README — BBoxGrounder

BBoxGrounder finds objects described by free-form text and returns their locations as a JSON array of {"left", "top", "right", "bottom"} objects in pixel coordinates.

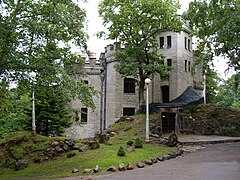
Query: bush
[
  {"left": 220, "top": 126, "right": 239, "bottom": 137},
  {"left": 117, "top": 146, "right": 126, "bottom": 156},
  {"left": 134, "top": 138, "right": 143, "bottom": 148},
  {"left": 126, "top": 140, "right": 134, "bottom": 146}
]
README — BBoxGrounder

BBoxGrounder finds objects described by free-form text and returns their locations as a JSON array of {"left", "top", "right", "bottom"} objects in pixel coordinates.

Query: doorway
[{"left": 162, "top": 112, "right": 176, "bottom": 133}]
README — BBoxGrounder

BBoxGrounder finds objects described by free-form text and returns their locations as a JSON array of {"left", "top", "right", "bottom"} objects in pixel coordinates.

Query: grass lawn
[{"left": 0, "top": 115, "right": 174, "bottom": 179}]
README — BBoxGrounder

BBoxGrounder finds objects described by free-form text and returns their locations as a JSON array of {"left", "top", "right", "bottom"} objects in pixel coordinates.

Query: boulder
[
  {"left": 107, "top": 165, "right": 116, "bottom": 172},
  {"left": 125, "top": 146, "right": 135, "bottom": 152},
  {"left": 157, "top": 156, "right": 165, "bottom": 161},
  {"left": 72, "top": 168, "right": 79, "bottom": 173},
  {"left": 118, "top": 163, "right": 126, "bottom": 171},
  {"left": 166, "top": 132, "right": 179, "bottom": 147},
  {"left": 72, "top": 146, "right": 80, "bottom": 150},
  {"left": 136, "top": 162, "right": 144, "bottom": 168},
  {"left": 15, "top": 160, "right": 28, "bottom": 171},
  {"left": 93, "top": 165, "right": 101, "bottom": 173},
  {"left": 88, "top": 141, "right": 100, "bottom": 149},
  {"left": 83, "top": 168, "right": 92, "bottom": 174},
  {"left": 64, "top": 139, "right": 75, "bottom": 147},
  {"left": 126, "top": 162, "right": 134, "bottom": 170},
  {"left": 151, "top": 158, "right": 158, "bottom": 163},
  {"left": 51, "top": 141, "right": 59, "bottom": 147},
  {"left": 79, "top": 146, "right": 86, "bottom": 152},
  {"left": 144, "top": 160, "right": 153, "bottom": 165}
]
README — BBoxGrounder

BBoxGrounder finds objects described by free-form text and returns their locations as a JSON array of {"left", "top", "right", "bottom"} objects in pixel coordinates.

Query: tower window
[
  {"left": 167, "top": 59, "right": 172, "bottom": 66},
  {"left": 124, "top": 78, "right": 135, "bottom": 94},
  {"left": 167, "top": 36, "right": 171, "bottom": 48},
  {"left": 185, "top": 60, "right": 188, "bottom": 72},
  {"left": 188, "top": 39, "right": 191, "bottom": 50},
  {"left": 188, "top": 61, "right": 191, "bottom": 72},
  {"left": 185, "top": 37, "right": 187, "bottom": 50},
  {"left": 123, "top": 108, "right": 135, "bottom": 116},
  {"left": 159, "top": 37, "right": 164, "bottom": 49},
  {"left": 81, "top": 108, "right": 88, "bottom": 123}
]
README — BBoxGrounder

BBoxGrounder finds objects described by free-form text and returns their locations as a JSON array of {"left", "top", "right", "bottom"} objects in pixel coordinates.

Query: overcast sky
[{"left": 78, "top": 0, "right": 233, "bottom": 79}]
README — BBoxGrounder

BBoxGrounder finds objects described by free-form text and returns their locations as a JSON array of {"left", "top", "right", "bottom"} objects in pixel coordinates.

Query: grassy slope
[{"left": 0, "top": 114, "right": 174, "bottom": 179}]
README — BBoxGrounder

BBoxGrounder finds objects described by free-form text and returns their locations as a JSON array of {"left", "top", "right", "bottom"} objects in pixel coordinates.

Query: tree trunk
[{"left": 137, "top": 78, "right": 145, "bottom": 113}]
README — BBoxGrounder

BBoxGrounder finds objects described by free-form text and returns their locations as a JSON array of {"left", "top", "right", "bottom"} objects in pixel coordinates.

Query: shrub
[
  {"left": 220, "top": 126, "right": 239, "bottom": 137},
  {"left": 117, "top": 146, "right": 126, "bottom": 156},
  {"left": 126, "top": 140, "right": 134, "bottom": 146},
  {"left": 134, "top": 138, "right": 143, "bottom": 148}
]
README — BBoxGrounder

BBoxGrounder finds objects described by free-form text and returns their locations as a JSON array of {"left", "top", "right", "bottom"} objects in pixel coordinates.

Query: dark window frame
[
  {"left": 167, "top": 36, "right": 172, "bottom": 48},
  {"left": 188, "top": 39, "right": 191, "bottom": 51},
  {"left": 167, "top": 59, "right": 172, "bottom": 66},
  {"left": 81, "top": 108, "right": 88, "bottom": 123},
  {"left": 185, "top": 37, "right": 187, "bottom": 50},
  {"left": 185, "top": 60, "right": 188, "bottom": 72},
  {"left": 159, "top": 37, "right": 164, "bottom": 49},
  {"left": 124, "top": 78, "right": 135, "bottom": 94},
  {"left": 188, "top": 61, "right": 191, "bottom": 72},
  {"left": 123, "top": 108, "right": 135, "bottom": 116}
]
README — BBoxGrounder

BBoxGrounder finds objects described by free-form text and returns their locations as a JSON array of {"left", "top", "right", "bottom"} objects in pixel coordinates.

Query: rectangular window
[
  {"left": 167, "top": 59, "right": 172, "bottom": 66},
  {"left": 159, "top": 37, "right": 164, "bottom": 49},
  {"left": 185, "top": 60, "right": 188, "bottom": 72},
  {"left": 188, "top": 39, "right": 191, "bottom": 50},
  {"left": 167, "top": 36, "right": 171, "bottom": 48},
  {"left": 81, "top": 108, "right": 88, "bottom": 123},
  {"left": 123, "top": 108, "right": 135, "bottom": 116},
  {"left": 188, "top": 61, "right": 191, "bottom": 72},
  {"left": 124, "top": 78, "right": 135, "bottom": 94},
  {"left": 185, "top": 37, "right": 187, "bottom": 50}
]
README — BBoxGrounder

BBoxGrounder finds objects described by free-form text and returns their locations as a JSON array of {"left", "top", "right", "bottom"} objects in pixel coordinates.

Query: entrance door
[{"left": 162, "top": 112, "right": 176, "bottom": 133}]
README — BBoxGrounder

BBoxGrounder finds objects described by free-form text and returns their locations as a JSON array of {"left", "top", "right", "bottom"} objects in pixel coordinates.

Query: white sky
[{"left": 78, "top": 0, "right": 233, "bottom": 79}]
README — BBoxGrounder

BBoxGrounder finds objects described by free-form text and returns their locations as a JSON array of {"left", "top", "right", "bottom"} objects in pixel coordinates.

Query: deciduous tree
[{"left": 98, "top": 0, "right": 182, "bottom": 108}]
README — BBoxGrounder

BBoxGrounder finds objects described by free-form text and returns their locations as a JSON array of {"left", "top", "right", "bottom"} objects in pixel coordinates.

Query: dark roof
[{"left": 158, "top": 86, "right": 204, "bottom": 109}]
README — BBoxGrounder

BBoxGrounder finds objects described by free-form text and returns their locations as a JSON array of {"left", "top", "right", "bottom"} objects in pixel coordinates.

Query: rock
[
  {"left": 55, "top": 146, "right": 64, "bottom": 153},
  {"left": 126, "top": 162, "right": 134, "bottom": 170},
  {"left": 67, "top": 151, "right": 76, "bottom": 158},
  {"left": 136, "top": 162, "right": 144, "bottom": 168},
  {"left": 168, "top": 153, "right": 177, "bottom": 159},
  {"left": 125, "top": 117, "right": 134, "bottom": 122},
  {"left": 124, "top": 127, "right": 132, "bottom": 131},
  {"left": 151, "top": 158, "right": 158, "bottom": 163},
  {"left": 107, "top": 165, "right": 116, "bottom": 172},
  {"left": 118, "top": 163, "right": 126, "bottom": 171},
  {"left": 93, "top": 165, "right": 101, "bottom": 173},
  {"left": 51, "top": 141, "right": 59, "bottom": 147},
  {"left": 110, "top": 131, "right": 117, "bottom": 137},
  {"left": 72, "top": 168, "right": 79, "bottom": 173},
  {"left": 163, "top": 155, "right": 170, "bottom": 160},
  {"left": 125, "top": 146, "right": 135, "bottom": 152},
  {"left": 98, "top": 132, "right": 110, "bottom": 143},
  {"left": 34, "top": 158, "right": 41, "bottom": 163},
  {"left": 157, "top": 156, "right": 165, "bottom": 161},
  {"left": 83, "top": 168, "right": 92, "bottom": 174},
  {"left": 150, "top": 134, "right": 160, "bottom": 138},
  {"left": 88, "top": 141, "right": 100, "bottom": 149},
  {"left": 145, "top": 160, "right": 153, "bottom": 165},
  {"left": 72, "top": 146, "right": 80, "bottom": 150},
  {"left": 15, "top": 160, "right": 28, "bottom": 171},
  {"left": 79, "top": 146, "right": 86, "bottom": 152},
  {"left": 64, "top": 139, "right": 75, "bottom": 147},
  {"left": 166, "top": 132, "right": 179, "bottom": 147},
  {"left": 62, "top": 144, "right": 70, "bottom": 152}
]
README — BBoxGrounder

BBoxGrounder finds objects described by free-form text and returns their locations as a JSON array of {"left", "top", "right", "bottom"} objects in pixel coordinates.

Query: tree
[
  {"left": 187, "top": 0, "right": 240, "bottom": 72},
  {"left": 216, "top": 74, "right": 240, "bottom": 110},
  {"left": 0, "top": 0, "right": 97, "bottom": 135},
  {"left": 0, "top": 0, "right": 95, "bottom": 107},
  {"left": 98, "top": 0, "right": 182, "bottom": 108}
]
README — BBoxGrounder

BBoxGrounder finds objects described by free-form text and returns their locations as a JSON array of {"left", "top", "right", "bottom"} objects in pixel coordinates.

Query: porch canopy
[{"left": 159, "top": 86, "right": 204, "bottom": 109}]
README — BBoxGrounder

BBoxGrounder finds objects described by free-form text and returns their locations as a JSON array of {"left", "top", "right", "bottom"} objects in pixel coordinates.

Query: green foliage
[
  {"left": 216, "top": 74, "right": 240, "bottom": 110},
  {"left": 126, "top": 140, "right": 134, "bottom": 146},
  {"left": 98, "top": 0, "right": 182, "bottom": 107},
  {"left": 220, "top": 126, "right": 239, "bottom": 137},
  {"left": 117, "top": 146, "right": 126, "bottom": 156},
  {"left": 134, "top": 138, "right": 143, "bottom": 148},
  {"left": 187, "top": 0, "right": 240, "bottom": 71},
  {"left": 34, "top": 85, "right": 72, "bottom": 137}
]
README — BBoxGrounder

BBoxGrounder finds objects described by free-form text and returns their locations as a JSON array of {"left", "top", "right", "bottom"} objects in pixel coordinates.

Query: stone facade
[{"left": 64, "top": 22, "right": 204, "bottom": 139}]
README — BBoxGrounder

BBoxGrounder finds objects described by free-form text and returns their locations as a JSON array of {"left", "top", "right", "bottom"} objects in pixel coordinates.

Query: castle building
[{"left": 64, "top": 21, "right": 204, "bottom": 139}]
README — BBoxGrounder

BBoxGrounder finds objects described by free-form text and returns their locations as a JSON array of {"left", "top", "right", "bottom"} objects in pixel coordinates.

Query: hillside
[{"left": 183, "top": 104, "right": 240, "bottom": 136}]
